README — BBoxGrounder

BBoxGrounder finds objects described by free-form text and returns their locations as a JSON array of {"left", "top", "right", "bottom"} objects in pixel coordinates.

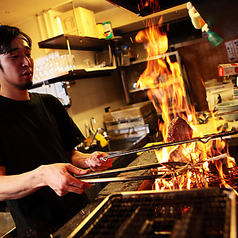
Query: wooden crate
[{"left": 104, "top": 101, "right": 157, "bottom": 131}]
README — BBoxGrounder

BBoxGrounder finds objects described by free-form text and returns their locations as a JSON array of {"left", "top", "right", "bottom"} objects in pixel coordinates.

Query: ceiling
[
  {"left": 0, "top": 0, "right": 117, "bottom": 25},
  {"left": 3, "top": 0, "right": 237, "bottom": 41}
]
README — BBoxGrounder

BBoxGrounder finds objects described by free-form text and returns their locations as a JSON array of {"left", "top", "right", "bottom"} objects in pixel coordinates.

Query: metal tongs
[
  {"left": 99, "top": 130, "right": 238, "bottom": 162},
  {"left": 75, "top": 130, "right": 238, "bottom": 183},
  {"left": 75, "top": 162, "right": 175, "bottom": 183}
]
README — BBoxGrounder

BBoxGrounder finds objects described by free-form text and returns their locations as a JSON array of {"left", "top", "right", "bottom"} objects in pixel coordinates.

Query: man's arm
[
  {"left": 0, "top": 163, "right": 91, "bottom": 201},
  {"left": 0, "top": 166, "right": 42, "bottom": 200}
]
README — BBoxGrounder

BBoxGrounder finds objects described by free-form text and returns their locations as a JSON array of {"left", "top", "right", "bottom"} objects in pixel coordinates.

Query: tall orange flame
[
  {"left": 135, "top": 17, "right": 195, "bottom": 140},
  {"left": 135, "top": 17, "right": 236, "bottom": 191}
]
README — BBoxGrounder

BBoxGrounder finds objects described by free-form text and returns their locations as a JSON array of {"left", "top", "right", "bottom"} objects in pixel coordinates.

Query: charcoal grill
[{"left": 68, "top": 188, "right": 236, "bottom": 238}]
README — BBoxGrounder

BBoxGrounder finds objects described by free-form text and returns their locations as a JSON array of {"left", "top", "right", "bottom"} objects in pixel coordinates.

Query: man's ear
[{"left": 0, "top": 60, "right": 3, "bottom": 71}]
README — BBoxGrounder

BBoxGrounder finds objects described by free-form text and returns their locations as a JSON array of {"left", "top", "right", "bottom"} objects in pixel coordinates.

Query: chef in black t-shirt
[{"left": 0, "top": 25, "right": 113, "bottom": 238}]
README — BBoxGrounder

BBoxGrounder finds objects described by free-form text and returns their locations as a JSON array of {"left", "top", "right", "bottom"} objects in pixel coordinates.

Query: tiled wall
[{"left": 175, "top": 36, "right": 238, "bottom": 111}]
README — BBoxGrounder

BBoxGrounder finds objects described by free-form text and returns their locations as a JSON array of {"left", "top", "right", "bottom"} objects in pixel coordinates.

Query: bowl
[{"left": 216, "top": 99, "right": 238, "bottom": 121}]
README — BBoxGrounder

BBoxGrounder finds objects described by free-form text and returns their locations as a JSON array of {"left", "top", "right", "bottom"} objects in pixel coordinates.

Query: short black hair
[{"left": 0, "top": 25, "right": 32, "bottom": 54}]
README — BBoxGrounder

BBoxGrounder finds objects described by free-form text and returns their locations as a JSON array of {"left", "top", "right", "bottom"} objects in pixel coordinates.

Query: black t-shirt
[{"left": 0, "top": 93, "right": 89, "bottom": 237}]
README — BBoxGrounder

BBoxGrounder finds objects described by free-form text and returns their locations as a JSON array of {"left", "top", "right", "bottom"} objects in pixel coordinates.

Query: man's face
[{"left": 0, "top": 36, "right": 34, "bottom": 90}]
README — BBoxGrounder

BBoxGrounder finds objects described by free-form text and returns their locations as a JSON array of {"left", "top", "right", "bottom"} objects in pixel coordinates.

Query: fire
[
  {"left": 135, "top": 17, "right": 236, "bottom": 192},
  {"left": 135, "top": 17, "right": 195, "bottom": 141}
]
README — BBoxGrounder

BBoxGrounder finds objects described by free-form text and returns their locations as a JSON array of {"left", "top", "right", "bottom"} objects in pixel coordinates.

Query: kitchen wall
[
  {"left": 14, "top": 17, "right": 126, "bottom": 137},
  {"left": 66, "top": 72, "right": 125, "bottom": 136}
]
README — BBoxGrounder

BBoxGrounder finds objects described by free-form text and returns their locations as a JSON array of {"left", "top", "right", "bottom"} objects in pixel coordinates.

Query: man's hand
[
  {"left": 40, "top": 163, "right": 92, "bottom": 196},
  {"left": 70, "top": 150, "right": 113, "bottom": 172},
  {"left": 84, "top": 151, "right": 113, "bottom": 172},
  {"left": 0, "top": 163, "right": 92, "bottom": 201}
]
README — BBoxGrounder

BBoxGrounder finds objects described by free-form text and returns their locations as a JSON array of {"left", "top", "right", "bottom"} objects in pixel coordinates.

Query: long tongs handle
[
  {"left": 100, "top": 130, "right": 238, "bottom": 162},
  {"left": 75, "top": 162, "right": 163, "bottom": 179}
]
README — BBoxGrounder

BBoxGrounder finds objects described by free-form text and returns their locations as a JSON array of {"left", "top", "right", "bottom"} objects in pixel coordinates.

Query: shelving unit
[{"left": 32, "top": 35, "right": 116, "bottom": 88}]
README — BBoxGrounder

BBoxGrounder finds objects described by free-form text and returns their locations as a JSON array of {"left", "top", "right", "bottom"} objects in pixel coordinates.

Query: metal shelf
[
  {"left": 30, "top": 68, "right": 116, "bottom": 89},
  {"left": 38, "top": 34, "right": 114, "bottom": 52},
  {"left": 35, "top": 35, "right": 117, "bottom": 88}
]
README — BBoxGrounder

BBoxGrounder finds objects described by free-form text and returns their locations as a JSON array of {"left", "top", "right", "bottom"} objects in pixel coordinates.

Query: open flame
[
  {"left": 135, "top": 18, "right": 196, "bottom": 140},
  {"left": 135, "top": 17, "right": 236, "bottom": 192}
]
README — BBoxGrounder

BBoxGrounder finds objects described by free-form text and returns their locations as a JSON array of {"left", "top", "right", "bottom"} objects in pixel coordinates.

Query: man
[{"left": 0, "top": 25, "right": 113, "bottom": 237}]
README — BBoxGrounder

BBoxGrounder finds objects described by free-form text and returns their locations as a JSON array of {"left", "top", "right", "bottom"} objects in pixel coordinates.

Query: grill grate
[{"left": 70, "top": 188, "right": 236, "bottom": 238}]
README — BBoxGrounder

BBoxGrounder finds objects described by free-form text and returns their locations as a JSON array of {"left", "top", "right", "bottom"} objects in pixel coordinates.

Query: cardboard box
[
  {"left": 107, "top": 124, "right": 150, "bottom": 140},
  {"left": 218, "top": 63, "right": 238, "bottom": 76},
  {"left": 60, "top": 7, "right": 98, "bottom": 38},
  {"left": 104, "top": 101, "right": 157, "bottom": 131},
  {"left": 102, "top": 21, "right": 114, "bottom": 39}
]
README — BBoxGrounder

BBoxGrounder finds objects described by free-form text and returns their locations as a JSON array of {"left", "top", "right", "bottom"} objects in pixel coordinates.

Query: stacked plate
[
  {"left": 216, "top": 99, "right": 238, "bottom": 121},
  {"left": 233, "top": 88, "right": 238, "bottom": 98}
]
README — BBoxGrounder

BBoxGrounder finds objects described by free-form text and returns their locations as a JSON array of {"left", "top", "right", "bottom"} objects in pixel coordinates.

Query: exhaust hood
[
  {"left": 108, "top": 0, "right": 188, "bottom": 16},
  {"left": 108, "top": 0, "right": 238, "bottom": 39}
]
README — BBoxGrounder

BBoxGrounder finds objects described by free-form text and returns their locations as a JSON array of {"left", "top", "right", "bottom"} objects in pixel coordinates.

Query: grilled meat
[{"left": 167, "top": 116, "right": 193, "bottom": 143}]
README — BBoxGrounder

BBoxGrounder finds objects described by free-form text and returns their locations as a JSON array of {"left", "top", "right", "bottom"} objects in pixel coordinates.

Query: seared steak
[{"left": 167, "top": 116, "right": 193, "bottom": 142}]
